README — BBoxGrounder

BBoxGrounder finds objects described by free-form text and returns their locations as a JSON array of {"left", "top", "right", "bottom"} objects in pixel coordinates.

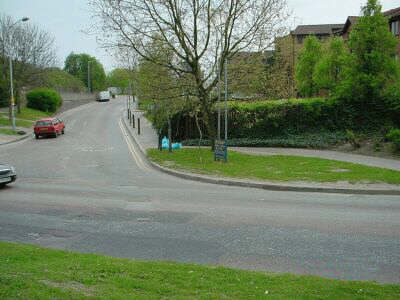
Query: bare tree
[
  {"left": 0, "top": 14, "right": 57, "bottom": 113},
  {"left": 89, "top": 0, "right": 289, "bottom": 142}
]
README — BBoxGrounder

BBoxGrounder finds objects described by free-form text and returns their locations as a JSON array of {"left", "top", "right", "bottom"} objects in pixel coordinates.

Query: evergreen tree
[
  {"left": 295, "top": 36, "right": 322, "bottom": 97},
  {"left": 314, "top": 38, "right": 348, "bottom": 96},
  {"left": 337, "top": 0, "right": 399, "bottom": 103}
]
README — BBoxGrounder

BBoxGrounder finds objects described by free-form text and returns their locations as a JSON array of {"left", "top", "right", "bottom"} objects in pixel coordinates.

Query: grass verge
[
  {"left": 0, "top": 128, "right": 20, "bottom": 135},
  {"left": 1, "top": 241, "right": 399, "bottom": 299},
  {"left": 148, "top": 148, "right": 400, "bottom": 184},
  {"left": 0, "top": 107, "right": 52, "bottom": 121},
  {"left": 0, "top": 116, "right": 33, "bottom": 128}
]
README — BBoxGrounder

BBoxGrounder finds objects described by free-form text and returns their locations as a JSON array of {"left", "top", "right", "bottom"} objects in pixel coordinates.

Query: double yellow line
[{"left": 118, "top": 118, "right": 150, "bottom": 172}]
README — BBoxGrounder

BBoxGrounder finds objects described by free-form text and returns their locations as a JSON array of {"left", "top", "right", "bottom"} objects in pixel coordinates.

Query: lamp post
[{"left": 9, "top": 17, "right": 29, "bottom": 131}]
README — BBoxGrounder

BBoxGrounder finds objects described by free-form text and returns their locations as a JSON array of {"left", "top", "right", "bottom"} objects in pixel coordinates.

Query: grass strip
[
  {"left": 0, "top": 128, "right": 20, "bottom": 136},
  {"left": 148, "top": 148, "right": 400, "bottom": 184},
  {"left": 0, "top": 241, "right": 399, "bottom": 299},
  {"left": 0, "top": 107, "right": 52, "bottom": 121},
  {"left": 0, "top": 116, "right": 33, "bottom": 128}
]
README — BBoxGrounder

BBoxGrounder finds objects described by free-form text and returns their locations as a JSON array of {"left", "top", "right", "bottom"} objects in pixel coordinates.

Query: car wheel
[
  {"left": 35, "top": 134, "right": 39, "bottom": 139},
  {"left": 0, "top": 183, "right": 5, "bottom": 189},
  {"left": 54, "top": 132, "right": 58, "bottom": 138},
  {"left": 62, "top": 128, "right": 65, "bottom": 134}
]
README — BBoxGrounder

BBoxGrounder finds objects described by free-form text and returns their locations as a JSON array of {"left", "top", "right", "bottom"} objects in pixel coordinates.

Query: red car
[{"left": 34, "top": 117, "right": 65, "bottom": 139}]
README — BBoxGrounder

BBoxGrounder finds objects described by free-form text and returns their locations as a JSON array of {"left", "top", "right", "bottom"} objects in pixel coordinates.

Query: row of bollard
[{"left": 127, "top": 109, "right": 140, "bottom": 135}]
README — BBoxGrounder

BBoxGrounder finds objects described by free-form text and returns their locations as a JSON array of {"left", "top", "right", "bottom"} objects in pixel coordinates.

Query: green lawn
[
  {"left": 0, "top": 242, "right": 399, "bottom": 299},
  {"left": 0, "top": 116, "right": 33, "bottom": 128},
  {"left": 0, "top": 128, "right": 19, "bottom": 135},
  {"left": 148, "top": 148, "right": 400, "bottom": 184},
  {"left": 0, "top": 107, "right": 52, "bottom": 121}
]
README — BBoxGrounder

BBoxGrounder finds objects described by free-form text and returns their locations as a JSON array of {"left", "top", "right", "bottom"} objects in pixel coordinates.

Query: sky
[{"left": 1, "top": 0, "right": 400, "bottom": 72}]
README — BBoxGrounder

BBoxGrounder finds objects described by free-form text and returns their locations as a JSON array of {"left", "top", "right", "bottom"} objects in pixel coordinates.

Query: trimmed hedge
[
  {"left": 387, "top": 128, "right": 400, "bottom": 151},
  {"left": 183, "top": 131, "right": 348, "bottom": 149},
  {"left": 26, "top": 88, "right": 62, "bottom": 113},
  {"left": 170, "top": 97, "right": 395, "bottom": 143}
]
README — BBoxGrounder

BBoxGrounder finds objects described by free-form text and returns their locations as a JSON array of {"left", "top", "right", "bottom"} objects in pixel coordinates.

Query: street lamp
[{"left": 9, "top": 17, "right": 29, "bottom": 131}]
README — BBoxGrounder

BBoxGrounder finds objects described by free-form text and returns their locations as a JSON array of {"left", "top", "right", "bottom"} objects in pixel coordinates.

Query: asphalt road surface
[{"left": 1, "top": 98, "right": 399, "bottom": 283}]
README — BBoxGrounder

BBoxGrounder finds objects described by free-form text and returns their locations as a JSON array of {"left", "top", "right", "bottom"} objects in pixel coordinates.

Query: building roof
[
  {"left": 341, "top": 16, "right": 359, "bottom": 35},
  {"left": 291, "top": 24, "right": 344, "bottom": 36},
  {"left": 384, "top": 7, "right": 400, "bottom": 19}
]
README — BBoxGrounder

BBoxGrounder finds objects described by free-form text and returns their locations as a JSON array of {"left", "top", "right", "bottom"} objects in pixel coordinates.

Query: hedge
[
  {"left": 26, "top": 88, "right": 62, "bottom": 113},
  {"left": 169, "top": 97, "right": 396, "bottom": 144},
  {"left": 183, "top": 131, "right": 348, "bottom": 149}
]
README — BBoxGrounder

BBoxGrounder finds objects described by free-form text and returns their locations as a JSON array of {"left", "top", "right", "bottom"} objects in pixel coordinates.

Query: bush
[
  {"left": 345, "top": 130, "right": 361, "bottom": 149},
  {"left": 26, "top": 88, "right": 62, "bottom": 113},
  {"left": 386, "top": 128, "right": 400, "bottom": 151},
  {"left": 183, "top": 131, "right": 348, "bottom": 149}
]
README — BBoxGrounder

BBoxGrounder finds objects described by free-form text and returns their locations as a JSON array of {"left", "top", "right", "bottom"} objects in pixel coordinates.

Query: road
[{"left": 1, "top": 98, "right": 399, "bottom": 283}]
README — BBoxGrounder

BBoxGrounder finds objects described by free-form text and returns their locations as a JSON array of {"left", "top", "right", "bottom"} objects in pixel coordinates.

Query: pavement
[
  {"left": 124, "top": 105, "right": 400, "bottom": 195},
  {"left": 1, "top": 96, "right": 399, "bottom": 283}
]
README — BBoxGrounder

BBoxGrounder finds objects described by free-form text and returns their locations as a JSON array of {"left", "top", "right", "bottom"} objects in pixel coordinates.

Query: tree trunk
[
  {"left": 200, "top": 99, "right": 217, "bottom": 151},
  {"left": 168, "top": 117, "right": 172, "bottom": 153},
  {"left": 16, "top": 88, "right": 21, "bottom": 114},
  {"left": 158, "top": 132, "right": 162, "bottom": 151}
]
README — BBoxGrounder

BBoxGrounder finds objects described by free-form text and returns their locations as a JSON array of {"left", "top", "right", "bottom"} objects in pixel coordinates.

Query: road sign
[{"left": 214, "top": 140, "right": 227, "bottom": 162}]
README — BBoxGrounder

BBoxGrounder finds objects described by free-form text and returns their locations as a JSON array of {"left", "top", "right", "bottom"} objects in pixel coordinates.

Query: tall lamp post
[{"left": 9, "top": 17, "right": 29, "bottom": 131}]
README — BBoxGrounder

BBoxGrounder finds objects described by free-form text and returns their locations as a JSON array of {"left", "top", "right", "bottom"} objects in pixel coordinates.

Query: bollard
[
  {"left": 127, "top": 109, "right": 129, "bottom": 119},
  {"left": 132, "top": 113, "right": 135, "bottom": 128},
  {"left": 138, "top": 118, "right": 141, "bottom": 135}
]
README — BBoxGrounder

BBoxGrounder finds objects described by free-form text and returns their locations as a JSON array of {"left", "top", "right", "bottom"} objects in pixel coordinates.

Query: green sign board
[{"left": 214, "top": 140, "right": 227, "bottom": 162}]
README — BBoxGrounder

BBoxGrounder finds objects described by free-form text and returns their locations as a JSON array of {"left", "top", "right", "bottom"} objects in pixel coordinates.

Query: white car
[
  {"left": 97, "top": 91, "right": 111, "bottom": 102},
  {"left": 0, "top": 163, "right": 17, "bottom": 188}
]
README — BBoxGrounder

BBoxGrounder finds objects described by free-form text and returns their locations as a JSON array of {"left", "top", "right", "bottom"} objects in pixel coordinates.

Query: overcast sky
[{"left": 1, "top": 0, "right": 400, "bottom": 72}]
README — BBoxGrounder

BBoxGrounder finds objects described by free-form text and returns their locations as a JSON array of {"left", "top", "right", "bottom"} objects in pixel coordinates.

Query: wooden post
[{"left": 138, "top": 118, "right": 141, "bottom": 135}]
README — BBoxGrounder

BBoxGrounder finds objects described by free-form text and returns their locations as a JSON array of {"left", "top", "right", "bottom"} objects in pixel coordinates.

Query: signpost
[{"left": 214, "top": 140, "right": 227, "bottom": 162}]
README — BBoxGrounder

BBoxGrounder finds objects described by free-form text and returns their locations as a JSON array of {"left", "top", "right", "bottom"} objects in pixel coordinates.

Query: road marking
[{"left": 118, "top": 118, "right": 150, "bottom": 172}]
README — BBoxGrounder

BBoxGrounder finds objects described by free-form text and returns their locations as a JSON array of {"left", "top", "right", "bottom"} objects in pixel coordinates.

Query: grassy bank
[
  {"left": 148, "top": 148, "right": 400, "bottom": 184},
  {"left": 0, "top": 108, "right": 52, "bottom": 130},
  {"left": 0, "top": 128, "right": 20, "bottom": 135},
  {"left": 0, "top": 242, "right": 399, "bottom": 299},
  {"left": 0, "top": 116, "right": 33, "bottom": 128}
]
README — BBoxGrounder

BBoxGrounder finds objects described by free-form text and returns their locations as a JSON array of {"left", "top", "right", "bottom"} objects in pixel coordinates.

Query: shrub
[
  {"left": 345, "top": 130, "right": 361, "bottom": 149},
  {"left": 26, "top": 88, "right": 62, "bottom": 113},
  {"left": 386, "top": 128, "right": 400, "bottom": 151}
]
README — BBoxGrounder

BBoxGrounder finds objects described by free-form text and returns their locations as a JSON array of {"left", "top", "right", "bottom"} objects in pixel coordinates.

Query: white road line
[{"left": 118, "top": 119, "right": 150, "bottom": 172}]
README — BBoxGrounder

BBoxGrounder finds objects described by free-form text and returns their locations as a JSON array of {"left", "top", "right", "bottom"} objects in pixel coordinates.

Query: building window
[{"left": 391, "top": 21, "right": 399, "bottom": 35}]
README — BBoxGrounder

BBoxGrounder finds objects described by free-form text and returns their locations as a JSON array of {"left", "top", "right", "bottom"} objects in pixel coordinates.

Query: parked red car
[{"left": 34, "top": 117, "right": 65, "bottom": 139}]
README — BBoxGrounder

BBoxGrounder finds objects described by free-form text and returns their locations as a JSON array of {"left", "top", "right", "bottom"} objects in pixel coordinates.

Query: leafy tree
[
  {"left": 42, "top": 67, "right": 86, "bottom": 92},
  {"left": 90, "top": 0, "right": 289, "bottom": 147},
  {"left": 0, "top": 14, "right": 57, "bottom": 112},
  {"left": 337, "top": 0, "right": 399, "bottom": 103},
  {"left": 64, "top": 53, "right": 106, "bottom": 92},
  {"left": 107, "top": 68, "right": 133, "bottom": 92},
  {"left": 314, "top": 38, "right": 348, "bottom": 95},
  {"left": 136, "top": 38, "right": 186, "bottom": 151},
  {"left": 295, "top": 36, "right": 322, "bottom": 97}
]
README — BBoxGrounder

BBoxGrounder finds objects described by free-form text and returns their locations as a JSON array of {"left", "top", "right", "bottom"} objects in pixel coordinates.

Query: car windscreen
[{"left": 36, "top": 121, "right": 52, "bottom": 126}]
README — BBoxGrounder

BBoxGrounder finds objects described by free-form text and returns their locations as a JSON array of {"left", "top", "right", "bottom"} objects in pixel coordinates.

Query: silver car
[{"left": 0, "top": 163, "right": 17, "bottom": 188}]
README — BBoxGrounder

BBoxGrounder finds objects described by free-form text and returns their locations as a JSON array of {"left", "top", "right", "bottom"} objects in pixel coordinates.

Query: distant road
[{"left": 0, "top": 97, "right": 399, "bottom": 283}]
